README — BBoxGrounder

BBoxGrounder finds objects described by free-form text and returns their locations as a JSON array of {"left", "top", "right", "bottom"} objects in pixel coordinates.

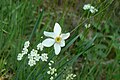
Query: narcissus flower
[{"left": 42, "top": 23, "right": 70, "bottom": 55}]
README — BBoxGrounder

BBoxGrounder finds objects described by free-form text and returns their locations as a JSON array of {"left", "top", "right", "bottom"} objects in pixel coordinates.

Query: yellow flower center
[{"left": 55, "top": 37, "right": 61, "bottom": 43}]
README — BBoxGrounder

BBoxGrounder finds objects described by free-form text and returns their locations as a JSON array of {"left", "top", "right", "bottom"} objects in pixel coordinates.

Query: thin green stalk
[
  {"left": 29, "top": 10, "right": 44, "bottom": 41},
  {"left": 70, "top": 0, "right": 114, "bottom": 33}
]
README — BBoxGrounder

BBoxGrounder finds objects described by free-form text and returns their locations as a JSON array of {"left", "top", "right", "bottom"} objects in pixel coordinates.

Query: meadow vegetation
[{"left": 0, "top": 0, "right": 120, "bottom": 80}]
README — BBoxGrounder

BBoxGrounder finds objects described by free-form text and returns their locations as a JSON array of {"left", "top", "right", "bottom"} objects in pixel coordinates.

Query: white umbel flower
[
  {"left": 47, "top": 60, "right": 57, "bottom": 80},
  {"left": 28, "top": 49, "right": 41, "bottom": 66},
  {"left": 17, "top": 53, "right": 23, "bottom": 61},
  {"left": 28, "top": 54, "right": 33, "bottom": 60},
  {"left": 24, "top": 41, "right": 30, "bottom": 48},
  {"left": 30, "top": 49, "right": 38, "bottom": 57},
  {"left": 17, "top": 41, "right": 30, "bottom": 61},
  {"left": 28, "top": 59, "right": 36, "bottom": 66},
  {"left": 22, "top": 48, "right": 28, "bottom": 55},
  {"left": 40, "top": 53, "right": 48, "bottom": 62},
  {"left": 42, "top": 23, "right": 70, "bottom": 55},
  {"left": 85, "top": 23, "right": 91, "bottom": 28},
  {"left": 50, "top": 68, "right": 57, "bottom": 75},
  {"left": 83, "top": 4, "right": 98, "bottom": 13},
  {"left": 34, "top": 54, "right": 40, "bottom": 61},
  {"left": 89, "top": 6, "right": 98, "bottom": 13},
  {"left": 66, "top": 74, "right": 76, "bottom": 80},
  {"left": 83, "top": 4, "right": 91, "bottom": 10},
  {"left": 37, "top": 43, "right": 44, "bottom": 51},
  {"left": 50, "top": 76, "right": 54, "bottom": 80}
]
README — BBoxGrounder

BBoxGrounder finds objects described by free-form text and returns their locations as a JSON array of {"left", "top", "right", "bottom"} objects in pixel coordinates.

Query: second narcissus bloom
[{"left": 42, "top": 23, "right": 70, "bottom": 55}]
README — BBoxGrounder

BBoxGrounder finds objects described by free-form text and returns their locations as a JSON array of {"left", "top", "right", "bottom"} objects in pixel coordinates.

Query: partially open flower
[{"left": 42, "top": 23, "right": 70, "bottom": 55}]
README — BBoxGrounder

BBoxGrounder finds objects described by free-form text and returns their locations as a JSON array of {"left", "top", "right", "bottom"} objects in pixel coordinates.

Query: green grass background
[{"left": 0, "top": 0, "right": 120, "bottom": 80}]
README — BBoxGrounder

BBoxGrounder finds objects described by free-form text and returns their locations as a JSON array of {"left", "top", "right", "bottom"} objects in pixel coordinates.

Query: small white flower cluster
[
  {"left": 40, "top": 53, "right": 48, "bottom": 62},
  {"left": 28, "top": 49, "right": 39, "bottom": 66},
  {"left": 17, "top": 41, "right": 49, "bottom": 66},
  {"left": 28, "top": 49, "right": 48, "bottom": 66},
  {"left": 85, "top": 23, "right": 91, "bottom": 28},
  {"left": 83, "top": 4, "right": 98, "bottom": 13},
  {"left": 47, "top": 61, "right": 57, "bottom": 80},
  {"left": 17, "top": 41, "right": 30, "bottom": 61},
  {"left": 37, "top": 43, "right": 44, "bottom": 51},
  {"left": 65, "top": 73, "right": 76, "bottom": 80}
]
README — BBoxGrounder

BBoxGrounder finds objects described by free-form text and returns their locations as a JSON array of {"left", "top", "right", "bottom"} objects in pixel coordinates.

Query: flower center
[{"left": 55, "top": 37, "right": 61, "bottom": 43}]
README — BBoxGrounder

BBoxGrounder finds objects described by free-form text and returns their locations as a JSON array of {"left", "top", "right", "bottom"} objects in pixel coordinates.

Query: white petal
[
  {"left": 54, "top": 43, "right": 61, "bottom": 55},
  {"left": 42, "top": 38, "right": 55, "bottom": 47},
  {"left": 60, "top": 40, "right": 65, "bottom": 47},
  {"left": 44, "top": 31, "right": 56, "bottom": 38},
  {"left": 61, "top": 33, "right": 70, "bottom": 40},
  {"left": 54, "top": 23, "right": 61, "bottom": 36}
]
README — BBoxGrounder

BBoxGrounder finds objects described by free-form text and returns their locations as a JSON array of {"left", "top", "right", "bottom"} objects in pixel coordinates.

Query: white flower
[
  {"left": 17, "top": 53, "right": 23, "bottom": 61},
  {"left": 85, "top": 23, "right": 91, "bottom": 28},
  {"left": 83, "top": 4, "right": 98, "bottom": 13},
  {"left": 40, "top": 53, "right": 48, "bottom": 62},
  {"left": 28, "top": 49, "right": 40, "bottom": 61},
  {"left": 47, "top": 60, "right": 57, "bottom": 79},
  {"left": 37, "top": 43, "right": 44, "bottom": 51},
  {"left": 48, "top": 60, "right": 54, "bottom": 66},
  {"left": 34, "top": 54, "right": 40, "bottom": 61},
  {"left": 89, "top": 6, "right": 98, "bottom": 13},
  {"left": 28, "top": 59, "right": 36, "bottom": 66},
  {"left": 73, "top": 74, "right": 76, "bottom": 77},
  {"left": 47, "top": 67, "right": 57, "bottom": 75},
  {"left": 95, "top": 9, "right": 98, "bottom": 12},
  {"left": 30, "top": 49, "right": 38, "bottom": 56},
  {"left": 41, "top": 36, "right": 43, "bottom": 38},
  {"left": 27, "top": 49, "right": 41, "bottom": 66},
  {"left": 24, "top": 41, "right": 30, "bottom": 48},
  {"left": 49, "top": 63, "right": 52, "bottom": 66},
  {"left": 50, "top": 60, "right": 54, "bottom": 63},
  {"left": 83, "top": 4, "right": 91, "bottom": 10},
  {"left": 17, "top": 41, "right": 30, "bottom": 61},
  {"left": 55, "top": 73, "right": 57, "bottom": 77},
  {"left": 47, "top": 71, "right": 51, "bottom": 74},
  {"left": 28, "top": 54, "right": 33, "bottom": 60},
  {"left": 42, "top": 23, "right": 70, "bottom": 55},
  {"left": 22, "top": 48, "right": 28, "bottom": 55},
  {"left": 66, "top": 74, "right": 76, "bottom": 80},
  {"left": 50, "top": 68, "right": 56, "bottom": 75},
  {"left": 50, "top": 76, "right": 54, "bottom": 80},
  {"left": 49, "top": 67, "right": 52, "bottom": 69}
]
